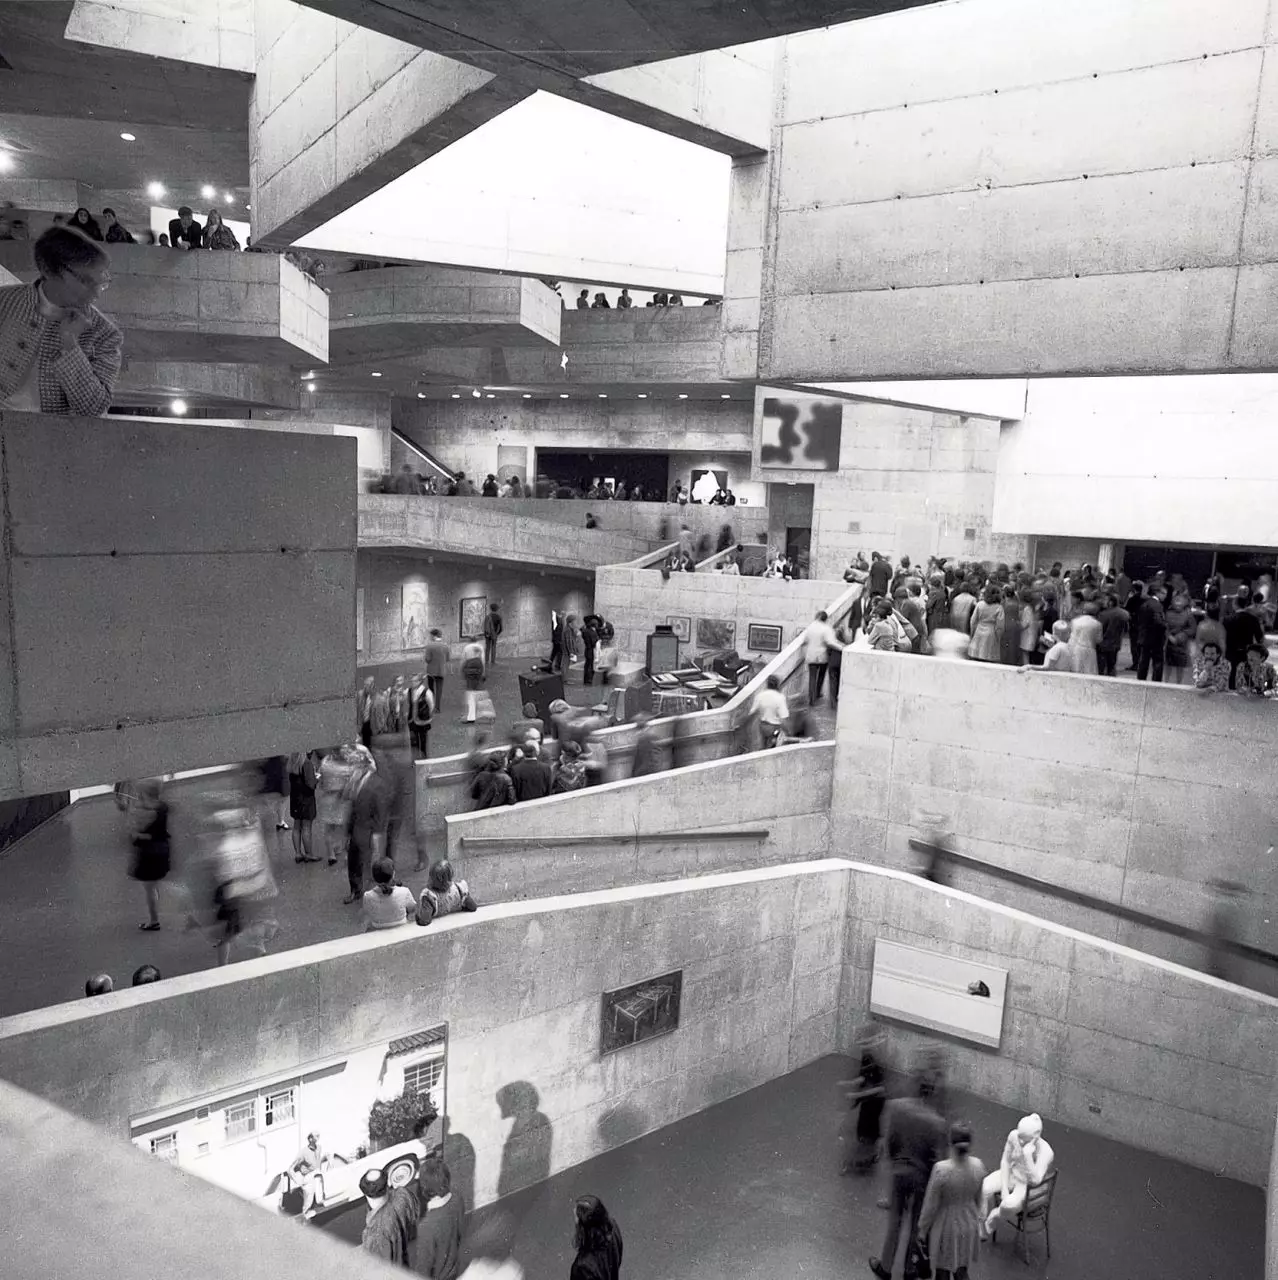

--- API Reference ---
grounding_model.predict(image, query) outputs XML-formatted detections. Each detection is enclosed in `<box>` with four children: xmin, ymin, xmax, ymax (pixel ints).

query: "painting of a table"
<box><xmin>600</xmin><ymin>970</ymin><xmax>683</xmax><ymax>1055</ymax></box>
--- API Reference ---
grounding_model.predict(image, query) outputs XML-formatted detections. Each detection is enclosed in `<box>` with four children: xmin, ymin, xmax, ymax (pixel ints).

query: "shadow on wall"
<box><xmin>597</xmin><ymin>1103</ymin><xmax>648</xmax><ymax>1149</ymax></box>
<box><xmin>497</xmin><ymin>1080</ymin><xmax>553</xmax><ymax>1199</ymax></box>
<box><xmin>442</xmin><ymin>1122</ymin><xmax>476</xmax><ymax>1222</ymax></box>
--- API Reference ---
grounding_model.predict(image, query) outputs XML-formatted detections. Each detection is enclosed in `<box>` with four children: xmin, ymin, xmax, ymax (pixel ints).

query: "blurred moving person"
<box><xmin>203</xmin><ymin>787</ymin><xmax>280</xmax><ymax>966</ymax></box>
<box><xmin>1205</xmin><ymin>878</ymin><xmax>1250</xmax><ymax>984</ymax></box>
<box><xmin>346</xmin><ymin>759</ymin><xmax>391</xmax><ymax>903</ymax></box>
<box><xmin>918</xmin><ymin>1123</ymin><xmax>986</xmax><ymax>1280</ymax></box>
<box><xmin>316</xmin><ymin>745</ymin><xmax>358</xmax><ymax>865</ymax></box>
<box><xmin>461</xmin><ymin>640</ymin><xmax>486</xmax><ymax>724</ymax></box>
<box><xmin>839</xmin><ymin>1025</ymin><xmax>886</xmax><ymax>1175</ymax></box>
<box><xmin>752</xmin><ymin>675</ymin><xmax>788</xmax><ymax>750</ymax></box>
<box><xmin>128</xmin><ymin>778</ymin><xmax>171</xmax><ymax>931</ymax></box>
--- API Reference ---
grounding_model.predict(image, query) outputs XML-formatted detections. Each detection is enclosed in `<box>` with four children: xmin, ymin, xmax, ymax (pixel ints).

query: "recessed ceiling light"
<box><xmin>451</xmin><ymin>393</ymin><xmax>461</xmax><ymax>399</ymax></box>
<box><xmin>598</xmin><ymin>393</ymin><xmax>608</xmax><ymax>399</ymax></box>
<box><xmin>522</xmin><ymin>393</ymin><xmax>532</xmax><ymax>399</ymax></box>
<box><xmin>721</xmin><ymin>394</ymin><xmax>731</xmax><ymax>399</ymax></box>
<box><xmin>485</xmin><ymin>393</ymin><xmax>495</xmax><ymax>399</ymax></box>
<box><xmin>370</xmin><ymin>371</ymin><xmax>382</xmax><ymax>377</ymax></box>
<box><xmin>559</xmin><ymin>393</ymin><xmax>569</xmax><ymax>399</ymax></box>
<box><xmin>147</xmin><ymin>182</ymin><xmax>165</xmax><ymax>199</ymax></box>
<box><xmin>245</xmin><ymin>203</ymin><xmax>251</xmax><ymax>210</ymax></box>
<box><xmin>637</xmin><ymin>393</ymin><xmax>648</xmax><ymax>398</ymax></box>
<box><xmin>170</xmin><ymin>398</ymin><xmax>188</xmax><ymax>415</ymax></box>
<box><xmin>305</xmin><ymin>381</ymin><xmax>316</xmax><ymax>392</ymax></box>
<box><xmin>119</xmin><ymin>132</ymin><xmax>136</xmax><ymax>142</ymax></box>
<box><xmin>224</xmin><ymin>193</ymin><xmax>235</xmax><ymax>204</ymax></box>
<box><xmin>201</xmin><ymin>184</ymin><xmax>215</xmax><ymax>200</ymax></box>
<box><xmin>678</xmin><ymin>393</ymin><xmax>689</xmax><ymax>399</ymax></box>
<box><xmin>417</xmin><ymin>392</ymin><xmax>426</xmax><ymax>399</ymax></box>
<box><xmin>471</xmin><ymin>389</ymin><xmax>481</xmax><ymax>398</ymax></box>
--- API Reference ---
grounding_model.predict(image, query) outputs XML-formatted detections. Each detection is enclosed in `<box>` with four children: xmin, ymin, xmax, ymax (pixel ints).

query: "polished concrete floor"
<box><xmin>0</xmin><ymin>655</ymin><xmax>835</xmax><ymax>1020</ymax></box>
<box><xmin>315</xmin><ymin>1055</ymin><xmax>1262</xmax><ymax>1280</ymax></box>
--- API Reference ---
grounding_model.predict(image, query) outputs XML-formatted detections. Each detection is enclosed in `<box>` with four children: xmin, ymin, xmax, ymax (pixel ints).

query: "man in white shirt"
<box><xmin>801</xmin><ymin>610</ymin><xmax>845</xmax><ymax>708</ymax></box>
<box><xmin>752</xmin><ymin>676</ymin><xmax>789</xmax><ymax>749</ymax></box>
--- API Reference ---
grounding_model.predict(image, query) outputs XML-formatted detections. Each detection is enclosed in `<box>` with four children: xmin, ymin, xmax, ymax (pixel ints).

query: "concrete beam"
<box><xmin>291</xmin><ymin>0</ymin><xmax>938</xmax><ymax>78</ymax></box>
<box><xmin>327</xmin><ymin>266</ymin><xmax>560</xmax><ymax>364</ymax></box>
<box><xmin>0</xmin><ymin>242</ymin><xmax>328</xmax><ymax>365</ymax></box>
<box><xmin>251</xmin><ymin>0</ymin><xmax>530</xmax><ymax>245</ymax></box>
<box><xmin>113</xmin><ymin>360</ymin><xmax>303</xmax><ymax>410</ymax></box>
<box><xmin>65</xmin><ymin>0</ymin><xmax>254</xmax><ymax>73</ymax></box>
<box><xmin>0</xmin><ymin>412</ymin><xmax>355</xmax><ymax>798</ymax></box>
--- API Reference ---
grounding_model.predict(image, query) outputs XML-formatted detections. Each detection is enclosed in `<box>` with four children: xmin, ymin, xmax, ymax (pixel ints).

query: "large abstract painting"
<box><xmin>696</xmin><ymin>617</ymin><xmax>736</xmax><ymax>651</ymax></box>
<box><xmin>757</xmin><ymin>386</ymin><xmax>843</xmax><ymax>471</ymax></box>
<box><xmin>131</xmin><ymin>1024</ymin><xmax>448</xmax><ymax>1220</ymax></box>
<box><xmin>401</xmin><ymin>583</ymin><xmax>428</xmax><ymax>651</ymax></box>
<box><xmin>600</xmin><ymin>971</ymin><xmax>683</xmax><ymax>1056</ymax></box>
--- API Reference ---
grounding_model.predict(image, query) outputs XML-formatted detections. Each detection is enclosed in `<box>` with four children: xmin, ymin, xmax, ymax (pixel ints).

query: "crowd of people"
<box><xmin>565</xmin><ymin>285</ymin><xmax>720</xmax><ymax>309</ymax></box>
<box><xmin>812</xmin><ymin>551</ymin><xmax>1276</xmax><ymax>692</ymax></box>
<box><xmin>841</xmin><ymin>1033</ymin><xmax>1056</xmax><ymax>1280</ymax></box>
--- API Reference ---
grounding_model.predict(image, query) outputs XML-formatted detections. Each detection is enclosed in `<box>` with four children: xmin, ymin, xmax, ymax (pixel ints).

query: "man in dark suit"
<box><xmin>167</xmin><ymin>205</ymin><xmax>203</xmax><ymax>250</ymax></box>
<box><xmin>344</xmin><ymin>766</ymin><xmax>390</xmax><ymax>903</ymax></box>
<box><xmin>869</xmin><ymin>1080</ymin><xmax>947</xmax><ymax>1280</ymax></box>
<box><xmin>510</xmin><ymin>743</ymin><xmax>553</xmax><ymax>803</ymax></box>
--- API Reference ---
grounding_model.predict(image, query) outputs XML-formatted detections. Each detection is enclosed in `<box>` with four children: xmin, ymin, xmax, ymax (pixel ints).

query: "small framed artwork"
<box><xmin>459</xmin><ymin>595</ymin><xmax>487</xmax><ymax>640</ymax></box>
<box><xmin>600</xmin><ymin>970</ymin><xmax>683</xmax><ymax>1056</ymax></box>
<box><xmin>666</xmin><ymin>615</ymin><xmax>692</xmax><ymax>643</ymax></box>
<box><xmin>696</xmin><ymin>617</ymin><xmax>736</xmax><ymax>651</ymax></box>
<box><xmin>747</xmin><ymin>622</ymin><xmax>783</xmax><ymax>653</ymax></box>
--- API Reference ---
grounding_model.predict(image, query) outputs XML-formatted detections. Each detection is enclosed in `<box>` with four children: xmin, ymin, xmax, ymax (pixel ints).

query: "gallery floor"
<box><xmin>315</xmin><ymin>1054</ymin><xmax>1262</xmax><ymax>1280</ymax></box>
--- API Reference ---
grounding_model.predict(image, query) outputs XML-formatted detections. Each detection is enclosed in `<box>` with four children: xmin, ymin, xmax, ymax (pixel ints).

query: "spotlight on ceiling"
<box><xmin>371</xmin><ymin>372</ymin><xmax>382</xmax><ymax>378</ymax></box>
<box><xmin>471</xmin><ymin>389</ymin><xmax>481</xmax><ymax>398</ymax></box>
<box><xmin>451</xmin><ymin>393</ymin><xmax>461</xmax><ymax>399</ymax></box>
<box><xmin>485</xmin><ymin>393</ymin><xmax>495</xmax><ymax>399</ymax></box>
<box><xmin>637</xmin><ymin>393</ymin><xmax>648</xmax><ymax>398</ymax></box>
<box><xmin>147</xmin><ymin>182</ymin><xmax>165</xmax><ymax>199</ymax></box>
<box><xmin>417</xmin><ymin>392</ymin><xmax>426</xmax><ymax>399</ymax></box>
<box><xmin>170</xmin><ymin>398</ymin><xmax>188</xmax><ymax>415</ymax></box>
<box><xmin>522</xmin><ymin>393</ymin><xmax>532</xmax><ymax>399</ymax></box>
<box><xmin>305</xmin><ymin>381</ymin><xmax>316</xmax><ymax>392</ymax></box>
<box><xmin>559</xmin><ymin>393</ymin><xmax>569</xmax><ymax>399</ymax></box>
<box><xmin>678</xmin><ymin>393</ymin><xmax>689</xmax><ymax>399</ymax></box>
<box><xmin>598</xmin><ymin>393</ymin><xmax>608</xmax><ymax>399</ymax></box>
<box><xmin>721</xmin><ymin>394</ymin><xmax>731</xmax><ymax>399</ymax></box>
<box><xmin>201</xmin><ymin>184</ymin><xmax>215</xmax><ymax>200</ymax></box>
<box><xmin>119</xmin><ymin>132</ymin><xmax>136</xmax><ymax>142</ymax></box>
<box><xmin>224</xmin><ymin>193</ymin><xmax>235</xmax><ymax>204</ymax></box>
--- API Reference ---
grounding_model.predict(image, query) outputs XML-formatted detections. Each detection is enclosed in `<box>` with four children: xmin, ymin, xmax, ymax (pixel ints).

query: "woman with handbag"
<box><xmin>287</xmin><ymin>750</ymin><xmax>320</xmax><ymax>863</ymax></box>
<box><xmin>917</xmin><ymin>1123</ymin><xmax>986</xmax><ymax>1280</ymax></box>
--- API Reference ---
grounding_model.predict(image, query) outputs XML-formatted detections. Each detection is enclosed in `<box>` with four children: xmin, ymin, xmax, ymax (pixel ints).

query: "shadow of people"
<box><xmin>596</xmin><ymin>1103</ymin><xmax>648</xmax><ymax>1150</ymax></box>
<box><xmin>496</xmin><ymin>1081</ymin><xmax>553</xmax><ymax>1200</ymax></box>
<box><xmin>442</xmin><ymin>1120</ymin><xmax>476</xmax><ymax>1218</ymax></box>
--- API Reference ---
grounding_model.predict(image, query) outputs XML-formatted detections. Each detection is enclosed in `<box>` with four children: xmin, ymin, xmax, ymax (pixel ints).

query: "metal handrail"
<box><xmin>460</xmin><ymin>828</ymin><xmax>769</xmax><ymax>849</ymax></box>
<box><xmin>908</xmin><ymin>839</ymin><xmax>1278</xmax><ymax>968</ymax></box>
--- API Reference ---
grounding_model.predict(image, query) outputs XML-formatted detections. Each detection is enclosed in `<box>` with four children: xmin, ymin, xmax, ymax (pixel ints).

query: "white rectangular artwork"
<box><xmin>356</xmin><ymin>588</ymin><xmax>365</xmax><ymax>653</ymax></box>
<box><xmin>870</xmin><ymin>938</ymin><xmax>1007</xmax><ymax>1049</ymax></box>
<box><xmin>401</xmin><ymin>582</ymin><xmax>428</xmax><ymax>651</ymax></box>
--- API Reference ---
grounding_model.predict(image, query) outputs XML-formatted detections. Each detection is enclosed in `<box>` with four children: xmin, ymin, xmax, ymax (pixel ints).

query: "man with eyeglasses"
<box><xmin>0</xmin><ymin>224</ymin><xmax>121</xmax><ymax>416</ymax></box>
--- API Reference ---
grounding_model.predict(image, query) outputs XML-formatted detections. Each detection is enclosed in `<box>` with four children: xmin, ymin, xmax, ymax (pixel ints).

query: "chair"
<box><xmin>991</xmin><ymin>1169</ymin><xmax>1058</xmax><ymax>1263</ymax></box>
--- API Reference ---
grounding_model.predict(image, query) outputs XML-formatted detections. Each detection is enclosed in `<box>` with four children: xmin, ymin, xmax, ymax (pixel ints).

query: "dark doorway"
<box><xmin>786</xmin><ymin>526</ymin><xmax>811</xmax><ymax>579</ymax></box>
<box><xmin>535</xmin><ymin>449</ymin><xmax>669</xmax><ymax>497</ymax></box>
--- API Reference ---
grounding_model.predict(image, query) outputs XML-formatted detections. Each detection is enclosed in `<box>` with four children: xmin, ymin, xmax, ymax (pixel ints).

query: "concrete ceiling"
<box><xmin>0</xmin><ymin>2</ymin><xmax>249</xmax><ymax>199</ymax></box>
<box><xmin>293</xmin><ymin>0</ymin><xmax>939</xmax><ymax>78</ymax></box>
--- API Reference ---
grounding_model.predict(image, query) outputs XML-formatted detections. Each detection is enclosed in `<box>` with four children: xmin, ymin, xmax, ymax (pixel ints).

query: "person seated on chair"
<box><xmin>288</xmin><ymin>1131</ymin><xmax>331</xmax><ymax>1218</ymax></box>
<box><xmin>981</xmin><ymin>1112</ymin><xmax>1054</xmax><ymax>1239</ymax></box>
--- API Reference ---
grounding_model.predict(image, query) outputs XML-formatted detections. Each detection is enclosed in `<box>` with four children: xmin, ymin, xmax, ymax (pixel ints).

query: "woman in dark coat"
<box><xmin>287</xmin><ymin>750</ymin><xmax>320</xmax><ymax>863</ymax></box>
<box><xmin>917</xmin><ymin>1123</ymin><xmax>986</xmax><ymax>1279</ymax></box>
<box><xmin>129</xmin><ymin>778</ymin><xmax>171</xmax><ymax>931</ymax></box>
<box><xmin>571</xmin><ymin>1195</ymin><xmax>622</xmax><ymax>1280</ymax></box>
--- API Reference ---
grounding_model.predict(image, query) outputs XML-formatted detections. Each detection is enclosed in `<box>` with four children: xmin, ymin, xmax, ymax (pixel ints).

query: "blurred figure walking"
<box><xmin>128</xmin><ymin>778</ymin><xmax>171</xmax><ymax>931</ymax></box>
<box><xmin>287</xmin><ymin>750</ymin><xmax>320</xmax><ymax>863</ymax></box>
<box><xmin>917</xmin><ymin>1123</ymin><xmax>986</xmax><ymax>1280</ymax></box>
<box><xmin>316</xmin><ymin>745</ymin><xmax>358</xmax><ymax>865</ymax></box>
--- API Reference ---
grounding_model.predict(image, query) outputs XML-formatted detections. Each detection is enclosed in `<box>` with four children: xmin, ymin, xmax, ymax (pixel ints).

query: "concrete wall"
<box><xmin>753</xmin><ymin>394</ymin><xmax>1029</xmax><ymax>579</ymax></box>
<box><xmin>66</xmin><ymin>0</ymin><xmax>255</xmax><ymax>72</ymax></box>
<box><xmin>829</xmin><ymin>651</ymin><xmax>1278</xmax><ymax>963</ymax></box>
<box><xmin>758</xmin><ymin>0</ymin><xmax>1278</xmax><ymax>379</ymax></box>
<box><xmin>358</xmin><ymin>494</ymin><xmax>649</xmax><ymax>571</ymax></box>
<box><xmin>394</xmin><ymin>392</ymin><xmax>747</xmax><ymax>481</ymax></box>
<box><xmin>0</xmin><ymin>413</ymin><xmax>354</xmax><ymax>797</ymax></box>
<box><xmin>841</xmin><ymin>865</ymin><xmax>1278</xmax><ymax>1186</ymax></box>
<box><xmin>0</xmin><ymin>242</ymin><xmax>328</xmax><ymax>365</ymax></box>
<box><xmin>995</xmin><ymin>376</ymin><xmax>1278</xmax><ymax>545</ymax></box>
<box><xmin>0</xmin><ymin>863</ymin><xmax>846</xmax><ymax>1209</ymax></box>
<box><xmin>358</xmin><ymin>549</ymin><xmax>591</xmax><ymax>663</ymax></box>
<box><xmin>250</xmin><ymin>0</ymin><xmax>526</xmax><ymax>243</ymax></box>
<box><xmin>444</xmin><ymin>742</ymin><xmax>833</xmax><ymax>899</ymax></box>
<box><xmin>594</xmin><ymin>563</ymin><xmax>854</xmax><ymax>661</ymax></box>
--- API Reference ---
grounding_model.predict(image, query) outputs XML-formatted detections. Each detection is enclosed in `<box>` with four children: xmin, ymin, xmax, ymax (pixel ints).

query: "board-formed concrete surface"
<box><xmin>831</xmin><ymin>650</ymin><xmax>1278</xmax><ymax>965</ymax></box>
<box><xmin>748</xmin><ymin>0</ymin><xmax>1278</xmax><ymax>379</ymax></box>
<box><xmin>0</xmin><ymin>412</ymin><xmax>355</xmax><ymax>798</ymax></box>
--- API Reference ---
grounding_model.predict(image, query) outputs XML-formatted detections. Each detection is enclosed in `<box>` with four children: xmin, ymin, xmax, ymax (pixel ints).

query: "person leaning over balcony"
<box><xmin>202</xmin><ymin>209</ymin><xmax>240</xmax><ymax>250</ymax></box>
<box><xmin>0</xmin><ymin>226</ymin><xmax>121</xmax><ymax>416</ymax></box>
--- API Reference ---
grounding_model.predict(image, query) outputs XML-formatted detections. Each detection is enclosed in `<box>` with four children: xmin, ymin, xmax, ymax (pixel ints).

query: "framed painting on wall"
<box><xmin>459</xmin><ymin>596</ymin><xmax>487</xmax><ymax>640</ymax></box>
<box><xmin>600</xmin><ymin>971</ymin><xmax>683</xmax><ymax>1056</ymax></box>
<box><xmin>696</xmin><ymin>617</ymin><xmax>736</xmax><ymax>651</ymax></box>
<box><xmin>401</xmin><ymin>583</ymin><xmax>428</xmax><ymax>651</ymax></box>
<box><xmin>756</xmin><ymin>385</ymin><xmax>844</xmax><ymax>471</ymax></box>
<box><xmin>665</xmin><ymin>615</ymin><xmax>691</xmax><ymax>643</ymax></box>
<box><xmin>746</xmin><ymin>622</ymin><xmax>783</xmax><ymax>653</ymax></box>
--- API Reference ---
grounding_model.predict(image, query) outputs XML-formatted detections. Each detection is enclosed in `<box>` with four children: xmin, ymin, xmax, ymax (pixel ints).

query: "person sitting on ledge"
<box><xmin>0</xmin><ymin>225</ymin><xmax>122</xmax><ymax>417</ymax></box>
<box><xmin>981</xmin><ymin>1113</ymin><xmax>1054</xmax><ymax>1240</ymax></box>
<box><xmin>84</xmin><ymin>973</ymin><xmax>114</xmax><ymax>997</ymax></box>
<box><xmin>416</xmin><ymin>858</ymin><xmax>478</xmax><ymax>926</ymax></box>
<box><xmin>131</xmin><ymin>964</ymin><xmax>161</xmax><ymax>986</ymax></box>
<box><xmin>362</xmin><ymin>856</ymin><xmax>416</xmax><ymax>931</ymax></box>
